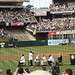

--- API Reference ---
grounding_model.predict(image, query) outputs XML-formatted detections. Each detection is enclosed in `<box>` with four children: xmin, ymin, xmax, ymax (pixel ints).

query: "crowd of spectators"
<box><xmin>0</xmin><ymin>66</ymin><xmax>74</xmax><ymax>75</ymax></box>
<box><xmin>0</xmin><ymin>28</ymin><xmax>9</xmax><ymax>38</ymax></box>
<box><xmin>50</xmin><ymin>3</ymin><xmax>75</xmax><ymax>12</ymax></box>
<box><xmin>0</xmin><ymin>9</ymin><xmax>37</xmax><ymax>22</ymax></box>
<box><xmin>0</xmin><ymin>28</ymin><xmax>8</xmax><ymax>36</ymax></box>
<box><xmin>0</xmin><ymin>28</ymin><xmax>15</xmax><ymax>42</ymax></box>
<box><xmin>26</xmin><ymin>18</ymin><xmax>51</xmax><ymax>31</ymax></box>
<box><xmin>26</xmin><ymin>3</ymin><xmax>75</xmax><ymax>32</ymax></box>
<box><xmin>51</xmin><ymin>18</ymin><xmax>75</xmax><ymax>30</ymax></box>
<box><xmin>27</xmin><ymin>17</ymin><xmax>75</xmax><ymax>31</ymax></box>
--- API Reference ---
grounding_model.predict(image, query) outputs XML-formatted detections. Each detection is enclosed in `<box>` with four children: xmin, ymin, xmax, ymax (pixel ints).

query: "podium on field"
<box><xmin>70</xmin><ymin>54</ymin><xmax>75</xmax><ymax>65</ymax></box>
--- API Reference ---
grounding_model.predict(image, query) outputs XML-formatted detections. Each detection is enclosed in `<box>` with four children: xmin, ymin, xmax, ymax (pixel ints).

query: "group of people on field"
<box><xmin>0</xmin><ymin>51</ymin><xmax>74</xmax><ymax>75</ymax></box>
<box><xmin>17</xmin><ymin>51</ymin><xmax>62</xmax><ymax>67</ymax></box>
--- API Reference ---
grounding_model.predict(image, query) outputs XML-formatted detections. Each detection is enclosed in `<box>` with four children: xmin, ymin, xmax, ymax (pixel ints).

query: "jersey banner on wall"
<box><xmin>0</xmin><ymin>22</ymin><xmax>5</xmax><ymax>26</ymax></box>
<box><xmin>48</xmin><ymin>32</ymin><xmax>56</xmax><ymax>35</ymax></box>
<box><xmin>11</xmin><ymin>22</ymin><xmax>24</xmax><ymax>26</ymax></box>
<box><xmin>34</xmin><ymin>9</ymin><xmax>47</xmax><ymax>16</ymax></box>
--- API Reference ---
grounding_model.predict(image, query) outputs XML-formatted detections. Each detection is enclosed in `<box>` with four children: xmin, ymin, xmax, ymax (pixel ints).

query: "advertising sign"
<box><xmin>0</xmin><ymin>38</ymin><xmax>8</xmax><ymax>42</ymax></box>
<box><xmin>48</xmin><ymin>39</ymin><xmax>69</xmax><ymax>45</ymax></box>
<box><xmin>34</xmin><ymin>9</ymin><xmax>47</xmax><ymax>16</ymax></box>
<box><xmin>11</xmin><ymin>22</ymin><xmax>24</xmax><ymax>26</ymax></box>
<box><xmin>69</xmin><ymin>39</ymin><xmax>75</xmax><ymax>44</ymax></box>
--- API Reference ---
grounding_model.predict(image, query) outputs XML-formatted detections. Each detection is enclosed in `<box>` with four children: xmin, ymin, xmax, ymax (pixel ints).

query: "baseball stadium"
<box><xmin>0</xmin><ymin>0</ymin><xmax>75</xmax><ymax>75</ymax></box>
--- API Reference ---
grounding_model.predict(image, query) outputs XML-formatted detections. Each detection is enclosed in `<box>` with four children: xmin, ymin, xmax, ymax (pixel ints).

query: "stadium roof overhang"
<box><xmin>50</xmin><ymin>11</ymin><xmax>75</xmax><ymax>14</ymax></box>
<box><xmin>52</xmin><ymin>0</ymin><xmax>75</xmax><ymax>3</ymax></box>
<box><xmin>0</xmin><ymin>0</ymin><xmax>30</xmax><ymax>2</ymax></box>
<box><xmin>0</xmin><ymin>6</ymin><xmax>24</xmax><ymax>8</ymax></box>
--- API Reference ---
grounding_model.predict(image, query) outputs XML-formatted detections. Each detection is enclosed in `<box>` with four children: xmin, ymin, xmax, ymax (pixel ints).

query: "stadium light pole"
<box><xmin>39</xmin><ymin>0</ymin><xmax>40</xmax><ymax>8</ymax></box>
<box><xmin>45</xmin><ymin>0</ymin><xmax>46</xmax><ymax>8</ymax></box>
<box><xmin>32</xmin><ymin>0</ymin><xmax>35</xmax><ymax>16</ymax></box>
<box><xmin>39</xmin><ymin>0</ymin><xmax>41</xmax><ymax>22</ymax></box>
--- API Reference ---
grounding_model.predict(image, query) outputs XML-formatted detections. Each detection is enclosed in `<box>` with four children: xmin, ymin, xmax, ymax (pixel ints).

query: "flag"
<box><xmin>33</xmin><ymin>29</ymin><xmax>36</xmax><ymax>35</ymax></box>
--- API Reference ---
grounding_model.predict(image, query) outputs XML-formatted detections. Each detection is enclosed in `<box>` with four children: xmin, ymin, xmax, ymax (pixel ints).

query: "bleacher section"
<box><xmin>5</xmin><ymin>27</ymin><xmax>36</xmax><ymax>41</ymax></box>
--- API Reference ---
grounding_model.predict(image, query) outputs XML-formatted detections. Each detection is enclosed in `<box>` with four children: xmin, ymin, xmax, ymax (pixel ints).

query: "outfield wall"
<box><xmin>2</xmin><ymin>39</ymin><xmax>75</xmax><ymax>48</ymax></box>
<box><xmin>4</xmin><ymin>40</ymin><xmax>48</xmax><ymax>48</ymax></box>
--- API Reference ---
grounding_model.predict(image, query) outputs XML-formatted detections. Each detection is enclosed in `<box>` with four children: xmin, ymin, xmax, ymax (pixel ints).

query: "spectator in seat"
<box><xmin>42</xmin><ymin>66</ymin><xmax>46</xmax><ymax>71</ymax></box>
<box><xmin>14</xmin><ymin>67</ymin><xmax>28</xmax><ymax>75</ymax></box>
<box><xmin>17</xmin><ymin>54</ymin><xmax>26</xmax><ymax>67</ymax></box>
<box><xmin>6</xmin><ymin>69</ymin><xmax>13</xmax><ymax>75</ymax></box>
<box><xmin>62</xmin><ymin>68</ymin><xmax>73</xmax><ymax>75</ymax></box>
<box><xmin>51</xmin><ymin>60</ymin><xmax>60</xmax><ymax>75</ymax></box>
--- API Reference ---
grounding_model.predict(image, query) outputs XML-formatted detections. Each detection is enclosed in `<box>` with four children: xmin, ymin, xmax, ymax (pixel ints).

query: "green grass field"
<box><xmin>0</xmin><ymin>45</ymin><xmax>75</xmax><ymax>75</ymax></box>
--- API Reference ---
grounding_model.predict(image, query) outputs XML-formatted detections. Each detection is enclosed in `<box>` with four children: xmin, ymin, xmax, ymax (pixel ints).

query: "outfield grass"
<box><xmin>0</xmin><ymin>45</ymin><xmax>75</xmax><ymax>75</ymax></box>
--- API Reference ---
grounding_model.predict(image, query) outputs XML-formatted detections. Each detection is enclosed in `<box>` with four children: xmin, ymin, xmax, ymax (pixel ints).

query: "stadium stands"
<box><xmin>50</xmin><ymin>3</ymin><xmax>75</xmax><ymax>12</ymax></box>
<box><xmin>0</xmin><ymin>9</ymin><xmax>37</xmax><ymax>23</ymax></box>
<box><xmin>26</xmin><ymin>17</ymin><xmax>75</xmax><ymax>31</ymax></box>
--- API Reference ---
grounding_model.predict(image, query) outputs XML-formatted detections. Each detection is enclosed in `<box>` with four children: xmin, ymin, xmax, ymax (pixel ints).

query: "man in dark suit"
<box><xmin>58</xmin><ymin>54</ymin><xmax>62</xmax><ymax>65</ymax></box>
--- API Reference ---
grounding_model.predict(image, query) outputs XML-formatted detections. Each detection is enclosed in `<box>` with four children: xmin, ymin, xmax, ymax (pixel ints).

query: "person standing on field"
<box><xmin>58</xmin><ymin>53</ymin><xmax>62</xmax><ymax>65</ymax></box>
<box><xmin>29</xmin><ymin>51</ymin><xmax>34</xmax><ymax>66</ymax></box>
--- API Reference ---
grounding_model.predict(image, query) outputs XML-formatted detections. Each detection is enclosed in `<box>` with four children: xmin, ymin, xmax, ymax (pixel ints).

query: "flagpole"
<box><xmin>39</xmin><ymin>0</ymin><xmax>40</xmax><ymax>8</ymax></box>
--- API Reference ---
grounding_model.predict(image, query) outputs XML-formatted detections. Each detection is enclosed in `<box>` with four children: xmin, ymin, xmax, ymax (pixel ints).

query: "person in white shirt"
<box><xmin>41</xmin><ymin>55</ymin><xmax>47</xmax><ymax>66</ymax></box>
<box><xmin>34</xmin><ymin>55</ymin><xmax>40</xmax><ymax>66</ymax></box>
<box><xmin>17</xmin><ymin>54</ymin><xmax>26</xmax><ymax>67</ymax></box>
<box><xmin>36</xmin><ymin>55</ymin><xmax>40</xmax><ymax>60</ymax></box>
<box><xmin>29</xmin><ymin>51</ymin><xmax>33</xmax><ymax>66</ymax></box>
<box><xmin>0</xmin><ymin>42</ymin><xmax>5</xmax><ymax>48</ymax></box>
<box><xmin>48</xmin><ymin>55</ymin><xmax>54</xmax><ymax>66</ymax></box>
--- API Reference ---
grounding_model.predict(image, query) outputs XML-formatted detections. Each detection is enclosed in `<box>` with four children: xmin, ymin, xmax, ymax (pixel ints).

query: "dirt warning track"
<box><xmin>0</xmin><ymin>52</ymin><xmax>74</xmax><ymax>61</ymax></box>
